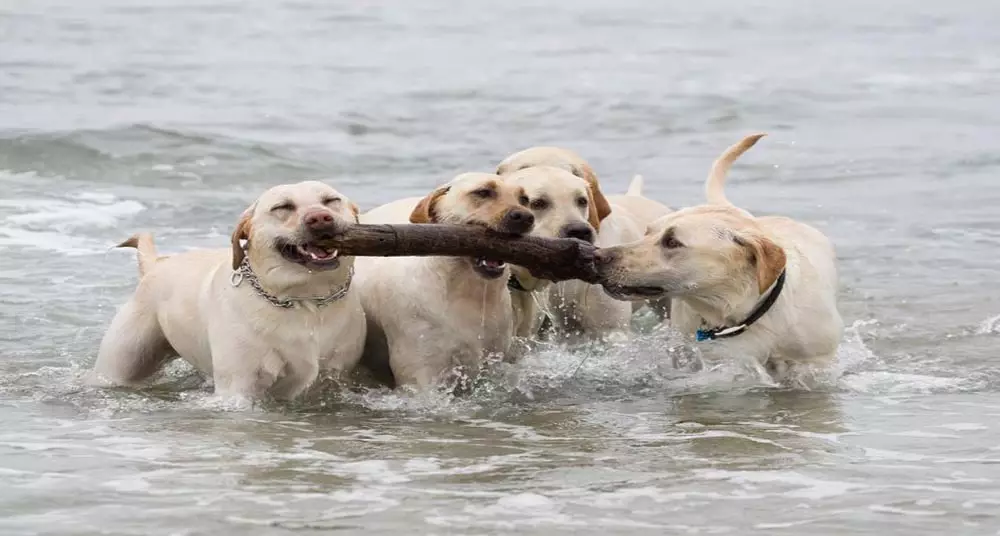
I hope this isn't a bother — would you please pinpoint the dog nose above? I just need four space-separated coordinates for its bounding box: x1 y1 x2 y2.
593 248 616 268
502 209 535 234
559 222 595 243
303 210 334 228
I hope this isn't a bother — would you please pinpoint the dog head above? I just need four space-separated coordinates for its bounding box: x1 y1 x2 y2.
500 166 598 290
231 181 359 290
496 146 612 228
594 206 786 303
409 172 534 279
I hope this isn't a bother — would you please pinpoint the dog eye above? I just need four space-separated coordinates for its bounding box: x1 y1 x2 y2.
661 229 683 249
471 188 494 199
270 202 295 212
529 198 549 211
322 197 341 205
575 196 588 207
518 195 530 206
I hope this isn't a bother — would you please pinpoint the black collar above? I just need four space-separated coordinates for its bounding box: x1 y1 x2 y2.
507 275 528 292
696 270 787 341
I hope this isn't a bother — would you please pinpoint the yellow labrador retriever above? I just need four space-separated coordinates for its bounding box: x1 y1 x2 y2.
354 172 535 389
89 181 366 400
496 146 672 230
499 166 609 338
594 134 843 380
497 147 670 339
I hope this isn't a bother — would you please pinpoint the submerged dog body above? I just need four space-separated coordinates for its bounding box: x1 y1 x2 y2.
354 173 535 389
595 134 843 377
497 147 668 340
90 181 366 400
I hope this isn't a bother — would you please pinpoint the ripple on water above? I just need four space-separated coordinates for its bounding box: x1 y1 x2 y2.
0 171 147 255
2 313 1000 534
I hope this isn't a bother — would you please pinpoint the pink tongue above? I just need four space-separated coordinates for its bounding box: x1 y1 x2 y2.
483 259 503 268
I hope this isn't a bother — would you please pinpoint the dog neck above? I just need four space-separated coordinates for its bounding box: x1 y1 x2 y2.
679 276 768 330
426 256 511 304
243 248 356 304
682 271 787 341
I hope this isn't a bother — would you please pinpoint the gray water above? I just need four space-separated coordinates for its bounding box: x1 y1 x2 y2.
2 0 1000 534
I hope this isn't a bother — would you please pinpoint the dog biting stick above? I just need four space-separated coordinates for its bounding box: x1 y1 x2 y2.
313 223 600 284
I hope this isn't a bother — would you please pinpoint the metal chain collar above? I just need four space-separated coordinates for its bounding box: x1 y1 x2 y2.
230 255 354 309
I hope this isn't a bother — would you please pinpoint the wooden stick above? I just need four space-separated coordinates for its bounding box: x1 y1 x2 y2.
314 223 599 284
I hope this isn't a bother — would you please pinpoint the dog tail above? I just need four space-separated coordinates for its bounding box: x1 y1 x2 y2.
705 133 767 207
625 174 644 196
116 232 158 277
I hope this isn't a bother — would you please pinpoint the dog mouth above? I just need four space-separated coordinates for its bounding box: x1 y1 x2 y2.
277 240 342 270
455 221 510 279
601 284 666 301
471 257 507 279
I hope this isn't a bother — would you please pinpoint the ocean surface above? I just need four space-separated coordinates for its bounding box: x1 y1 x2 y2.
2 0 1000 534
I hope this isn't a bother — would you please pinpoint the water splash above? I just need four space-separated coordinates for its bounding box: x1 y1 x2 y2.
977 314 1000 335
3 314 995 419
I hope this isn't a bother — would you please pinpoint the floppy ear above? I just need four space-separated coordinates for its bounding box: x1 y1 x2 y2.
579 166 612 224
738 234 787 294
349 201 361 223
585 187 605 229
409 186 450 224
230 206 254 270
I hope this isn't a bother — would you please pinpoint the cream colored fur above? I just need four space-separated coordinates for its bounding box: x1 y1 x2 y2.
595 134 843 380
497 147 670 340
89 181 366 400
354 173 535 389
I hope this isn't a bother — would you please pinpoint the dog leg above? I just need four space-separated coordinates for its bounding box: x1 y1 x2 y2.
578 284 632 336
90 298 175 386
359 318 396 388
211 340 285 399
388 339 450 390
390 353 438 390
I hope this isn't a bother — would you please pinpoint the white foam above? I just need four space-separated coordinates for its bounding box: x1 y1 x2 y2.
445 492 582 529
840 371 968 394
862 448 927 462
939 423 988 432
977 314 1000 335
336 460 410 484
0 227 103 255
1 198 144 230
490 492 556 512
696 469 864 500
0 192 145 255
868 504 948 517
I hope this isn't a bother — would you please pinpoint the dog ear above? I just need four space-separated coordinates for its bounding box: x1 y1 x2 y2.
409 186 450 224
230 205 254 270
737 233 787 294
583 182 612 231
585 187 605 229
577 165 612 226
349 201 361 223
